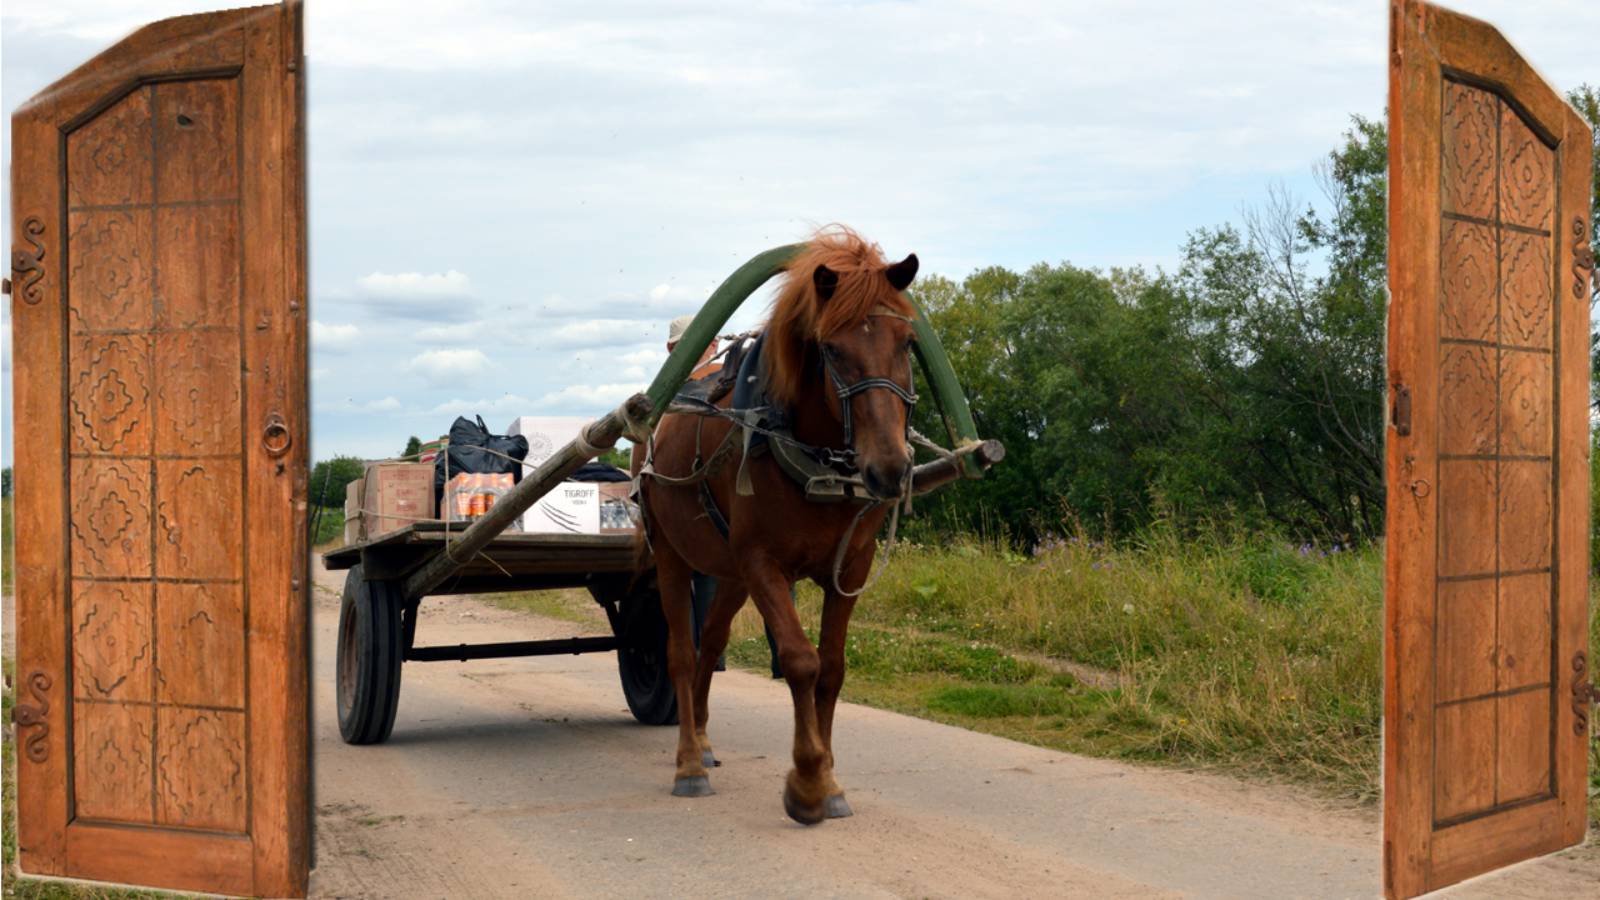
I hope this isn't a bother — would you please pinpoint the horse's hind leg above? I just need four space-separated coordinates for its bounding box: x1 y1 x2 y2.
691 578 747 769
654 542 712 797
815 586 859 818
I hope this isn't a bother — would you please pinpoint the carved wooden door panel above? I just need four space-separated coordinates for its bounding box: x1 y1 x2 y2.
1385 2 1593 897
8 3 308 895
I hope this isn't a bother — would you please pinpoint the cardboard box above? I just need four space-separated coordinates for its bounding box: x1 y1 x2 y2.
506 416 590 474
343 478 366 545
445 472 519 529
598 482 637 534
523 481 600 535
361 462 435 539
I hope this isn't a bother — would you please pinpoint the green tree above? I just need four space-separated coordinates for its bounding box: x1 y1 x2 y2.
908 97 1597 546
909 116 1390 544
1 467 11 498
309 456 366 508
402 435 423 459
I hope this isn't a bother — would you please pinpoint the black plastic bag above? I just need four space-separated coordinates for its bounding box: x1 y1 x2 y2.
434 415 530 504
571 461 630 483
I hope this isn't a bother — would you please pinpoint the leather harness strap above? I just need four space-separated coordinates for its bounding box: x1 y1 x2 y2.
644 305 918 543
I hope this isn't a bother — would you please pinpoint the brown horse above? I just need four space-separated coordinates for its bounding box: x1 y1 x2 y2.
637 226 919 824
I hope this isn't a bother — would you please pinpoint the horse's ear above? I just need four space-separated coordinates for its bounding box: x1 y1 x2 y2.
813 264 839 302
885 253 919 291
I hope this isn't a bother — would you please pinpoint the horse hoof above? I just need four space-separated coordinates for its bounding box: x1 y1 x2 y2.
672 775 714 798
824 794 853 819
783 789 826 826
701 749 720 769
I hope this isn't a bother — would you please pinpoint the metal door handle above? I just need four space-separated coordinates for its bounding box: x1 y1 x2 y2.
263 413 292 457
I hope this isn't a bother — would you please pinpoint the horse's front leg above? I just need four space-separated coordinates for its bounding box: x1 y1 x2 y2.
815 583 860 818
746 564 828 825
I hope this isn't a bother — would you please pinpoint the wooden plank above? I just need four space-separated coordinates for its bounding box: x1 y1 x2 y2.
65 823 252 896
1552 69 1593 853
10 91 71 878
1428 797 1563 888
240 3 309 895
1385 4 1443 894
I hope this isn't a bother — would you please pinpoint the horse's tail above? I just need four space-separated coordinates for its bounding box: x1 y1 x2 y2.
630 479 654 589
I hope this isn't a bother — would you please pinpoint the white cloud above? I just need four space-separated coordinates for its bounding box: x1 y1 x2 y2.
540 319 657 350
421 393 538 418
311 321 360 349
416 320 488 345
537 382 646 410
358 270 472 299
311 367 332 380
407 348 491 384
620 347 666 367
366 396 403 412
347 270 478 322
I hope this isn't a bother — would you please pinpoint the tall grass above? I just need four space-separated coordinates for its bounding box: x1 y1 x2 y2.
730 523 1600 817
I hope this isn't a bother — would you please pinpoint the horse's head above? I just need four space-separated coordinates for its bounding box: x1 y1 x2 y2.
812 255 919 499
766 227 920 501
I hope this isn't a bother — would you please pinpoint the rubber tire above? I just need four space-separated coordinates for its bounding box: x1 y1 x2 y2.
615 584 678 726
336 566 405 744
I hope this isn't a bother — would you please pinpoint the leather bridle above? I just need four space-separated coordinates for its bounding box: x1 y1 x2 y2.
819 306 919 461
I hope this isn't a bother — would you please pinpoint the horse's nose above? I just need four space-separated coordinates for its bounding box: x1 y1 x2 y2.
862 461 908 500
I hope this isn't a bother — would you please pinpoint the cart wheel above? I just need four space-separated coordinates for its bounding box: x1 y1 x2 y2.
337 565 405 744
615 584 678 726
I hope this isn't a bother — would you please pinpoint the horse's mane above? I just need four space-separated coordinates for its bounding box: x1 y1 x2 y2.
763 225 914 409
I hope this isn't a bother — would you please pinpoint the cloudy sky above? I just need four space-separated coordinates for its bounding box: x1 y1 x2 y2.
2 0 1595 465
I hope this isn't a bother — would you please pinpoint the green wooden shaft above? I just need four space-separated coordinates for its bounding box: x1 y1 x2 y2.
643 244 803 424
643 243 988 479
909 306 985 478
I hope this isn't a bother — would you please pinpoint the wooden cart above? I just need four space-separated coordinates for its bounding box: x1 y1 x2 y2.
322 245 1002 745
323 521 676 742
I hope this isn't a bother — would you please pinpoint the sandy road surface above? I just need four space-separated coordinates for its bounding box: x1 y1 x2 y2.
302 558 1596 899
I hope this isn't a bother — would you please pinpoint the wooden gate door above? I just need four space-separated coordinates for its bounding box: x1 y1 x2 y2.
7 3 308 895
1385 1 1594 897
